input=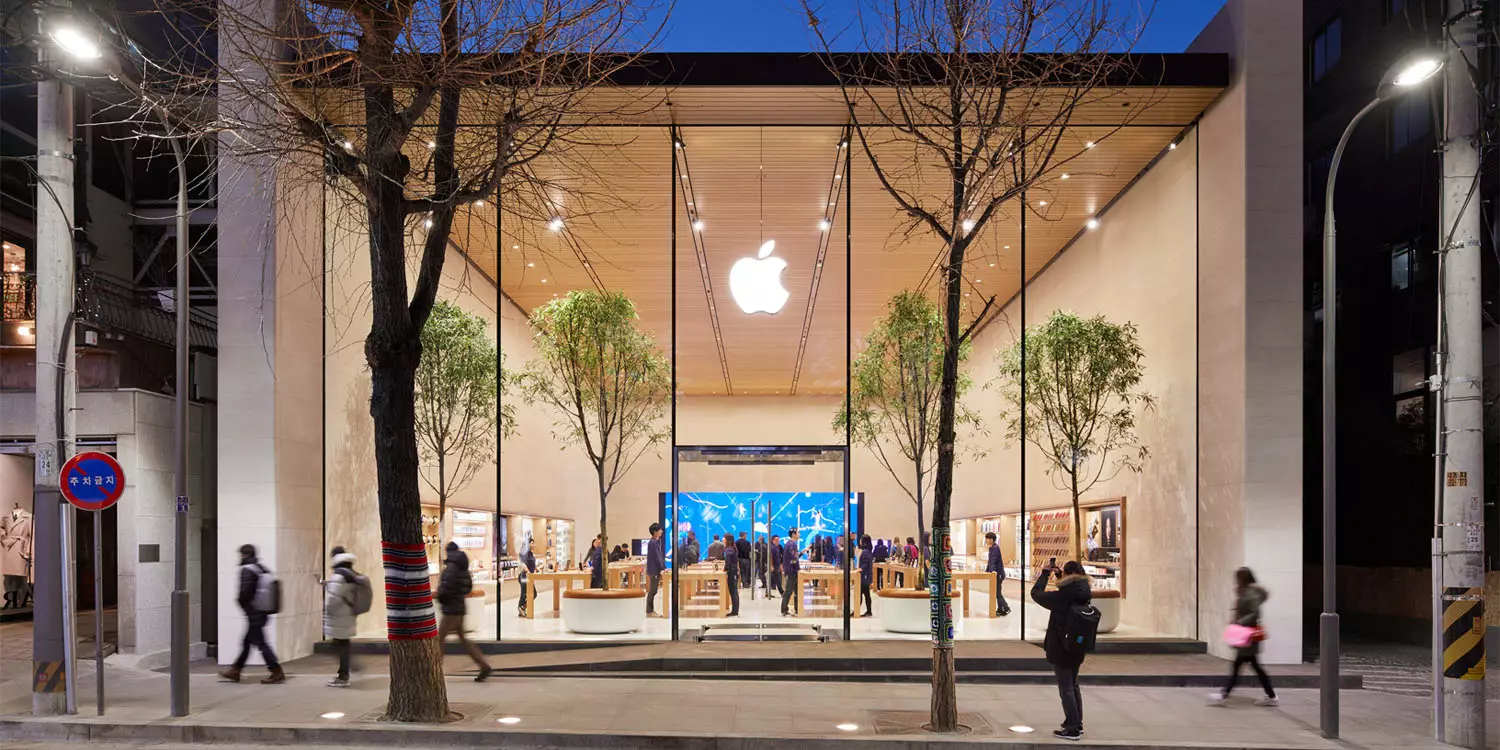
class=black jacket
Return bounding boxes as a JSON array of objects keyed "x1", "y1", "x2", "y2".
[
  {"x1": 735, "y1": 538, "x2": 752, "y2": 559},
  {"x1": 237, "y1": 556, "x2": 262, "y2": 614},
  {"x1": 1031, "y1": 571, "x2": 1093, "y2": 666},
  {"x1": 436, "y1": 549, "x2": 472, "y2": 616},
  {"x1": 588, "y1": 546, "x2": 604, "y2": 588}
]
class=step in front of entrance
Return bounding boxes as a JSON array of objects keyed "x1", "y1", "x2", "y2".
[{"x1": 697, "y1": 623, "x2": 826, "y2": 642}]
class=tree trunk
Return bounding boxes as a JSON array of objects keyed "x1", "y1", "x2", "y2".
[
  {"x1": 1070, "y1": 470, "x2": 1082, "y2": 564},
  {"x1": 598, "y1": 468, "x2": 610, "y2": 590},
  {"x1": 915, "y1": 468, "x2": 927, "y2": 589},
  {"x1": 928, "y1": 647, "x2": 958, "y2": 732},
  {"x1": 437, "y1": 452, "x2": 447, "y2": 550},
  {"x1": 928, "y1": 234, "x2": 966, "y2": 732}
]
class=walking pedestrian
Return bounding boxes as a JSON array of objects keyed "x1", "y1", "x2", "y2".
[
  {"x1": 1208, "y1": 567, "x2": 1277, "y2": 706},
  {"x1": 780, "y1": 528, "x2": 801, "y2": 616},
  {"x1": 518, "y1": 537, "x2": 537, "y2": 617},
  {"x1": 323, "y1": 546, "x2": 370, "y2": 687},
  {"x1": 858, "y1": 534, "x2": 874, "y2": 617},
  {"x1": 219, "y1": 544, "x2": 284, "y2": 684},
  {"x1": 437, "y1": 542, "x2": 492, "y2": 681},
  {"x1": 721, "y1": 533, "x2": 741, "y2": 616},
  {"x1": 1032, "y1": 560, "x2": 1093, "y2": 741},
  {"x1": 735, "y1": 532, "x2": 752, "y2": 589},
  {"x1": 769, "y1": 534, "x2": 783, "y2": 595},
  {"x1": 985, "y1": 531, "x2": 1011, "y2": 616},
  {"x1": 646, "y1": 522, "x2": 666, "y2": 617}
]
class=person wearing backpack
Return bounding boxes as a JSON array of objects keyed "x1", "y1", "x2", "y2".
[
  {"x1": 437, "y1": 542, "x2": 492, "y2": 681},
  {"x1": 323, "y1": 546, "x2": 370, "y2": 687},
  {"x1": 1207, "y1": 567, "x2": 1277, "y2": 707},
  {"x1": 219, "y1": 543, "x2": 284, "y2": 684},
  {"x1": 1031, "y1": 560, "x2": 1095, "y2": 741}
]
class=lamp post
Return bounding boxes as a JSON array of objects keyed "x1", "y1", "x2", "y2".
[
  {"x1": 1320, "y1": 51, "x2": 1442, "y2": 741},
  {"x1": 50, "y1": 16, "x2": 193, "y2": 718}
]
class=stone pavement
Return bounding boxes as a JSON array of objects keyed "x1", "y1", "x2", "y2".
[{"x1": 0, "y1": 659, "x2": 1495, "y2": 749}]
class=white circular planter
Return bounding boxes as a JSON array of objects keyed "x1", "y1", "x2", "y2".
[
  {"x1": 1093, "y1": 590, "x2": 1121, "y2": 634},
  {"x1": 878, "y1": 588, "x2": 958, "y2": 634},
  {"x1": 562, "y1": 589, "x2": 647, "y2": 634}
]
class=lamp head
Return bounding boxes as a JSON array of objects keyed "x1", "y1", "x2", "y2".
[
  {"x1": 49, "y1": 23, "x2": 103, "y2": 60},
  {"x1": 1378, "y1": 52, "x2": 1443, "y2": 99}
]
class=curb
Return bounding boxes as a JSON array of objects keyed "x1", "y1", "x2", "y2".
[{"x1": 0, "y1": 718, "x2": 1334, "y2": 749}]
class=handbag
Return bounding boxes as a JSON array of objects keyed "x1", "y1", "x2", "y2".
[
  {"x1": 1223, "y1": 624, "x2": 1257, "y2": 648},
  {"x1": 1251, "y1": 625, "x2": 1268, "y2": 642}
]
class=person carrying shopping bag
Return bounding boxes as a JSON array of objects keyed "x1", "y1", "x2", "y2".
[{"x1": 1208, "y1": 567, "x2": 1277, "y2": 706}]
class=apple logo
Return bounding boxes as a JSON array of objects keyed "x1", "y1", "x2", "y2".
[{"x1": 729, "y1": 240, "x2": 789, "y2": 315}]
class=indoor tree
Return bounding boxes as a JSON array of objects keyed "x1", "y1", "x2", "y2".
[
  {"x1": 186, "y1": 0, "x2": 661, "y2": 721},
  {"x1": 415, "y1": 300, "x2": 499, "y2": 548},
  {"x1": 996, "y1": 311, "x2": 1153, "y2": 562},
  {"x1": 802, "y1": 0, "x2": 1141, "y2": 731},
  {"x1": 835, "y1": 291, "x2": 982, "y2": 587},
  {"x1": 523, "y1": 290, "x2": 670, "y2": 590}
]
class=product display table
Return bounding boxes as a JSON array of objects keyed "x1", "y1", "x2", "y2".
[
  {"x1": 674, "y1": 566, "x2": 728, "y2": 617},
  {"x1": 951, "y1": 570, "x2": 999, "y2": 617},
  {"x1": 612, "y1": 560, "x2": 646, "y2": 590},
  {"x1": 796, "y1": 565, "x2": 854, "y2": 616},
  {"x1": 525, "y1": 570, "x2": 593, "y2": 618},
  {"x1": 875, "y1": 562, "x2": 922, "y2": 591}
]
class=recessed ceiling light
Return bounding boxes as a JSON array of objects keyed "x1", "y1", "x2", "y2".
[
  {"x1": 473, "y1": 199, "x2": 485, "y2": 207},
  {"x1": 320, "y1": 712, "x2": 345, "y2": 720},
  {"x1": 1169, "y1": 142, "x2": 1178, "y2": 150},
  {"x1": 1087, "y1": 218, "x2": 1100, "y2": 230},
  {"x1": 1003, "y1": 245, "x2": 1011, "y2": 249},
  {"x1": 526, "y1": 262, "x2": 534, "y2": 268},
  {"x1": 540, "y1": 278, "x2": 548, "y2": 283},
  {"x1": 1084, "y1": 141, "x2": 1096, "y2": 149},
  {"x1": 988, "y1": 262, "x2": 996, "y2": 268},
  {"x1": 341, "y1": 141, "x2": 353, "y2": 151},
  {"x1": 961, "y1": 219, "x2": 975, "y2": 233},
  {"x1": 1061, "y1": 173, "x2": 1070, "y2": 180},
  {"x1": 512, "y1": 244, "x2": 520, "y2": 250},
  {"x1": 836, "y1": 723, "x2": 858, "y2": 732},
  {"x1": 548, "y1": 217, "x2": 564, "y2": 232},
  {"x1": 693, "y1": 220, "x2": 705, "y2": 231},
  {"x1": 819, "y1": 219, "x2": 831, "y2": 231},
  {"x1": 423, "y1": 218, "x2": 433, "y2": 229},
  {"x1": 497, "y1": 716, "x2": 522, "y2": 725},
  {"x1": 1038, "y1": 201, "x2": 1048, "y2": 206},
  {"x1": 426, "y1": 141, "x2": 436, "y2": 149}
]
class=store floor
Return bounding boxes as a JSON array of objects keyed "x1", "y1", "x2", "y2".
[{"x1": 485, "y1": 578, "x2": 1169, "y2": 642}]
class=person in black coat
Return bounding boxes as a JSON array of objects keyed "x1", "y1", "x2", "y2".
[
  {"x1": 872, "y1": 539, "x2": 889, "y2": 588},
  {"x1": 518, "y1": 538, "x2": 537, "y2": 617},
  {"x1": 587, "y1": 536, "x2": 605, "y2": 589},
  {"x1": 768, "y1": 534, "x2": 783, "y2": 595},
  {"x1": 646, "y1": 523, "x2": 666, "y2": 617},
  {"x1": 754, "y1": 538, "x2": 768, "y2": 589},
  {"x1": 985, "y1": 531, "x2": 1011, "y2": 616},
  {"x1": 735, "y1": 532, "x2": 753, "y2": 590},
  {"x1": 721, "y1": 533, "x2": 740, "y2": 616},
  {"x1": 219, "y1": 544, "x2": 283, "y2": 684},
  {"x1": 857, "y1": 534, "x2": 874, "y2": 617},
  {"x1": 780, "y1": 529, "x2": 801, "y2": 616},
  {"x1": 437, "y1": 543, "x2": 492, "y2": 681},
  {"x1": 1031, "y1": 560, "x2": 1093, "y2": 740}
]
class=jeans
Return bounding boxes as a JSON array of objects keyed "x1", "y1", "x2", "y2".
[
  {"x1": 770, "y1": 567, "x2": 782, "y2": 595},
  {"x1": 1054, "y1": 663, "x2": 1083, "y2": 733},
  {"x1": 439, "y1": 613, "x2": 488, "y2": 669},
  {"x1": 518, "y1": 575, "x2": 535, "y2": 615},
  {"x1": 647, "y1": 573, "x2": 661, "y2": 614},
  {"x1": 1224, "y1": 652, "x2": 1275, "y2": 697},
  {"x1": 333, "y1": 637, "x2": 351, "y2": 679},
  {"x1": 781, "y1": 570, "x2": 798, "y2": 614},
  {"x1": 740, "y1": 558, "x2": 752, "y2": 588},
  {"x1": 233, "y1": 613, "x2": 280, "y2": 671},
  {"x1": 860, "y1": 581, "x2": 873, "y2": 614},
  {"x1": 726, "y1": 573, "x2": 740, "y2": 614},
  {"x1": 994, "y1": 572, "x2": 1010, "y2": 614}
]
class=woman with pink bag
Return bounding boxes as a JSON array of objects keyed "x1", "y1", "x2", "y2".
[{"x1": 1208, "y1": 567, "x2": 1277, "y2": 706}]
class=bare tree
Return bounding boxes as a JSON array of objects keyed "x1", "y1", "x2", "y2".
[
  {"x1": 177, "y1": 0, "x2": 667, "y2": 722},
  {"x1": 803, "y1": 0, "x2": 1142, "y2": 732}
]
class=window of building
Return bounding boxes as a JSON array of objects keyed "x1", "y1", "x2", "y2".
[
  {"x1": 1392, "y1": 243, "x2": 1413, "y2": 290},
  {"x1": 1389, "y1": 93, "x2": 1431, "y2": 153},
  {"x1": 1309, "y1": 16, "x2": 1342, "y2": 84}
]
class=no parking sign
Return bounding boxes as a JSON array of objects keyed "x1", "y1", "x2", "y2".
[{"x1": 58, "y1": 451, "x2": 126, "y2": 512}]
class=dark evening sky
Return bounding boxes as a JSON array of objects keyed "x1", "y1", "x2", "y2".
[{"x1": 647, "y1": 1, "x2": 1229, "y2": 53}]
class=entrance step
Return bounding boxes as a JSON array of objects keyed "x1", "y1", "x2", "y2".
[
  {"x1": 697, "y1": 623, "x2": 825, "y2": 642},
  {"x1": 483, "y1": 669, "x2": 1363, "y2": 689}
]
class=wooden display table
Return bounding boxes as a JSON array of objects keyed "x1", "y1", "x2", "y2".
[
  {"x1": 951, "y1": 570, "x2": 999, "y2": 617},
  {"x1": 613, "y1": 559, "x2": 646, "y2": 589},
  {"x1": 674, "y1": 567, "x2": 728, "y2": 617},
  {"x1": 796, "y1": 566, "x2": 855, "y2": 616},
  {"x1": 524, "y1": 570, "x2": 592, "y2": 618},
  {"x1": 875, "y1": 562, "x2": 922, "y2": 591}
]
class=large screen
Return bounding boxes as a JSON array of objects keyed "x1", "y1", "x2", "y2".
[{"x1": 659, "y1": 491, "x2": 862, "y2": 565}]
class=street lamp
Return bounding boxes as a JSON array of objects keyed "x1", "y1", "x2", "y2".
[
  {"x1": 1319, "y1": 50, "x2": 1442, "y2": 741},
  {"x1": 53, "y1": 16, "x2": 194, "y2": 718}
]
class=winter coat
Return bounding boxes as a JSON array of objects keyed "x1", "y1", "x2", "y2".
[
  {"x1": 723, "y1": 543, "x2": 739, "y2": 585},
  {"x1": 0, "y1": 511, "x2": 33, "y2": 578},
  {"x1": 237, "y1": 556, "x2": 265, "y2": 617},
  {"x1": 1031, "y1": 570, "x2": 1093, "y2": 667},
  {"x1": 436, "y1": 549, "x2": 472, "y2": 616},
  {"x1": 588, "y1": 546, "x2": 604, "y2": 589},
  {"x1": 872, "y1": 542, "x2": 889, "y2": 563},
  {"x1": 858, "y1": 547, "x2": 873, "y2": 585},
  {"x1": 323, "y1": 553, "x2": 361, "y2": 639},
  {"x1": 1232, "y1": 584, "x2": 1269, "y2": 655}
]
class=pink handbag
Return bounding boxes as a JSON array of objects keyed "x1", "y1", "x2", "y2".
[{"x1": 1223, "y1": 624, "x2": 1258, "y2": 648}]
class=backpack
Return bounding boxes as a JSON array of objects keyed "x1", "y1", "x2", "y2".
[
  {"x1": 343, "y1": 570, "x2": 373, "y2": 616},
  {"x1": 1062, "y1": 602, "x2": 1101, "y2": 656},
  {"x1": 249, "y1": 564, "x2": 281, "y2": 615}
]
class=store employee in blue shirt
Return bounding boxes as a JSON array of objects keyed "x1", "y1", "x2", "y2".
[
  {"x1": 780, "y1": 528, "x2": 801, "y2": 616},
  {"x1": 646, "y1": 523, "x2": 665, "y2": 617},
  {"x1": 985, "y1": 531, "x2": 1011, "y2": 616}
]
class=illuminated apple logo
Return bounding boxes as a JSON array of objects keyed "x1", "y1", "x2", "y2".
[{"x1": 729, "y1": 240, "x2": 789, "y2": 315}]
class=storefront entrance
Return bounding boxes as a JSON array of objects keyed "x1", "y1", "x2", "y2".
[{"x1": 668, "y1": 446, "x2": 859, "y2": 641}]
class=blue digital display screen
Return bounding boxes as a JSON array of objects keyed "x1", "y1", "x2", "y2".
[{"x1": 659, "y1": 492, "x2": 862, "y2": 566}]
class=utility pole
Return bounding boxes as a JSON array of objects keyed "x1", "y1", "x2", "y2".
[
  {"x1": 1437, "y1": 2, "x2": 1488, "y2": 747},
  {"x1": 31, "y1": 22, "x2": 79, "y2": 717}
]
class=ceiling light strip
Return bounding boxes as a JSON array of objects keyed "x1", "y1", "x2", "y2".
[
  {"x1": 672, "y1": 127, "x2": 733, "y2": 396},
  {"x1": 789, "y1": 127, "x2": 850, "y2": 396}
]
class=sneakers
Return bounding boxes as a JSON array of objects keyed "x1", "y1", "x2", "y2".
[
  {"x1": 997, "y1": 607, "x2": 1011, "y2": 617},
  {"x1": 1256, "y1": 696, "x2": 1279, "y2": 707},
  {"x1": 1206, "y1": 692, "x2": 1227, "y2": 705},
  {"x1": 476, "y1": 664, "x2": 493, "y2": 682},
  {"x1": 1052, "y1": 729, "x2": 1082, "y2": 741},
  {"x1": 327, "y1": 676, "x2": 350, "y2": 688}
]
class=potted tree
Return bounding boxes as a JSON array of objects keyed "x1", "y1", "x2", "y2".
[
  {"x1": 996, "y1": 311, "x2": 1153, "y2": 632},
  {"x1": 836, "y1": 291, "x2": 983, "y2": 622},
  {"x1": 523, "y1": 290, "x2": 669, "y2": 634}
]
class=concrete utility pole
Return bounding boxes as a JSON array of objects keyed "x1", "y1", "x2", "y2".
[
  {"x1": 1436, "y1": 2, "x2": 1488, "y2": 747},
  {"x1": 31, "y1": 38, "x2": 79, "y2": 717}
]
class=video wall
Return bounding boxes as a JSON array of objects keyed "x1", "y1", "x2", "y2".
[{"x1": 660, "y1": 491, "x2": 864, "y2": 563}]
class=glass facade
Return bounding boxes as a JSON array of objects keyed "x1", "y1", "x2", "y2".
[{"x1": 322, "y1": 113, "x2": 1202, "y2": 646}]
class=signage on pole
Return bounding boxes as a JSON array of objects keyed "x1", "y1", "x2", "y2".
[{"x1": 58, "y1": 451, "x2": 125, "y2": 512}]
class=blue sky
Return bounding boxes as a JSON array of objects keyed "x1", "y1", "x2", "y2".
[{"x1": 649, "y1": 1, "x2": 1228, "y2": 53}]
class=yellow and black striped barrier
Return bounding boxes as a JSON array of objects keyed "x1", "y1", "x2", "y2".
[
  {"x1": 1442, "y1": 586, "x2": 1486, "y2": 681},
  {"x1": 32, "y1": 661, "x2": 66, "y2": 694}
]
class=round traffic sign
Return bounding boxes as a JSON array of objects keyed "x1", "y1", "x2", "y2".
[{"x1": 59, "y1": 451, "x2": 125, "y2": 511}]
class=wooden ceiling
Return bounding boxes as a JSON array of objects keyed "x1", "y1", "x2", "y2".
[{"x1": 460, "y1": 84, "x2": 1221, "y2": 396}]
